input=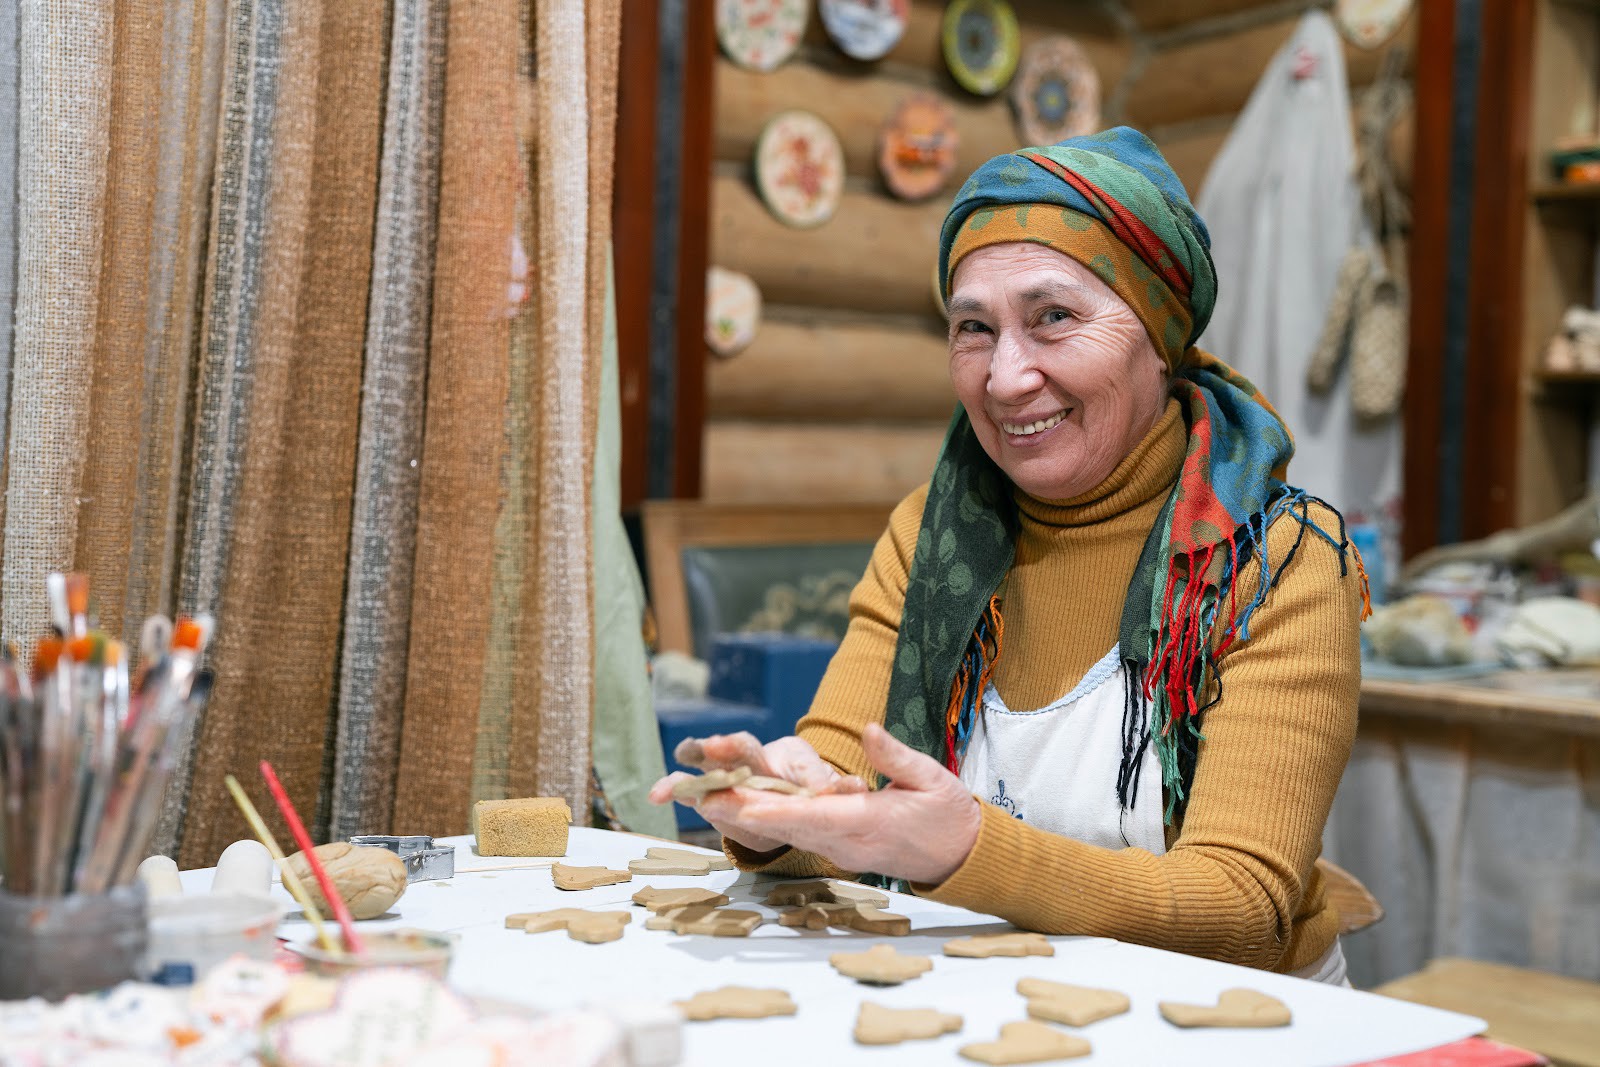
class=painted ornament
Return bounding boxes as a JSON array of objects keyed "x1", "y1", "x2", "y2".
[
  {"x1": 819, "y1": 0, "x2": 910, "y2": 62},
  {"x1": 942, "y1": 0, "x2": 1020, "y2": 97},
  {"x1": 705, "y1": 267, "x2": 762, "y2": 357},
  {"x1": 1334, "y1": 0, "x2": 1412, "y2": 49},
  {"x1": 754, "y1": 110, "x2": 845, "y2": 228},
  {"x1": 1011, "y1": 35, "x2": 1101, "y2": 146},
  {"x1": 717, "y1": 0, "x2": 808, "y2": 73},
  {"x1": 878, "y1": 93, "x2": 959, "y2": 202}
]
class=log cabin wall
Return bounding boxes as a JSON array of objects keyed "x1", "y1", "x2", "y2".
[{"x1": 702, "y1": 0, "x2": 1414, "y2": 507}]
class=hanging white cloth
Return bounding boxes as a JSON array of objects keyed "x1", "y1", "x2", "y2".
[{"x1": 1195, "y1": 10, "x2": 1400, "y2": 520}]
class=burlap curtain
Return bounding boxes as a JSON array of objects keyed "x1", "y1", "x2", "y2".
[{"x1": 0, "y1": 0, "x2": 642, "y2": 866}]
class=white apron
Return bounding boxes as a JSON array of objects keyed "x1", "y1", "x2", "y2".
[{"x1": 957, "y1": 644, "x2": 1349, "y2": 985}]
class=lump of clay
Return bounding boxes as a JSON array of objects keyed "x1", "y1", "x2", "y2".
[
  {"x1": 1017, "y1": 978, "x2": 1129, "y2": 1027},
  {"x1": 473, "y1": 797, "x2": 570, "y2": 856},
  {"x1": 1158, "y1": 988, "x2": 1290, "y2": 1029},
  {"x1": 855, "y1": 1002, "x2": 962, "y2": 1046},
  {"x1": 830, "y1": 944, "x2": 932, "y2": 985},
  {"x1": 943, "y1": 932, "x2": 1054, "y2": 958},
  {"x1": 959, "y1": 1021, "x2": 1090, "y2": 1064},
  {"x1": 284, "y1": 843, "x2": 407, "y2": 920},
  {"x1": 674, "y1": 986, "x2": 795, "y2": 1021}
]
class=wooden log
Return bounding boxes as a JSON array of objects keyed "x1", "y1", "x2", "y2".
[
  {"x1": 1124, "y1": 9, "x2": 1416, "y2": 129},
  {"x1": 702, "y1": 420, "x2": 947, "y2": 504},
  {"x1": 708, "y1": 315, "x2": 954, "y2": 421},
  {"x1": 716, "y1": 59, "x2": 1020, "y2": 181},
  {"x1": 711, "y1": 172, "x2": 945, "y2": 317},
  {"x1": 1121, "y1": 0, "x2": 1292, "y2": 35}
]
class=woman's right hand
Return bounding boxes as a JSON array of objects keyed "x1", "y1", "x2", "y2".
[{"x1": 647, "y1": 732, "x2": 867, "y2": 854}]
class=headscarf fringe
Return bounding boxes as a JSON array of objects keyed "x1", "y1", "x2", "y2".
[{"x1": 944, "y1": 594, "x2": 1004, "y2": 772}]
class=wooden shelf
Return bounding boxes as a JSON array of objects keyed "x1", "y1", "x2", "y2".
[{"x1": 1537, "y1": 368, "x2": 1600, "y2": 385}]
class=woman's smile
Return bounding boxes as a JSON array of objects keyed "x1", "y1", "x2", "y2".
[{"x1": 998, "y1": 407, "x2": 1071, "y2": 446}]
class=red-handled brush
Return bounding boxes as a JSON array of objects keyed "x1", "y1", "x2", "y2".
[{"x1": 259, "y1": 760, "x2": 366, "y2": 955}]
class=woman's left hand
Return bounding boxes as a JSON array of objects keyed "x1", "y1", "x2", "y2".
[{"x1": 698, "y1": 722, "x2": 981, "y2": 886}]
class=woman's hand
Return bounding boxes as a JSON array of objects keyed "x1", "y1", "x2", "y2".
[
  {"x1": 647, "y1": 732, "x2": 868, "y2": 855},
  {"x1": 688, "y1": 724, "x2": 982, "y2": 886}
]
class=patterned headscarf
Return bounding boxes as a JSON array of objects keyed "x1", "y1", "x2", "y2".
[{"x1": 879, "y1": 129, "x2": 1368, "y2": 840}]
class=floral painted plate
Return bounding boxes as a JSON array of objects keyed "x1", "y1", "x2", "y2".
[
  {"x1": 879, "y1": 92, "x2": 960, "y2": 202},
  {"x1": 705, "y1": 267, "x2": 762, "y2": 357},
  {"x1": 942, "y1": 0, "x2": 1020, "y2": 97},
  {"x1": 717, "y1": 0, "x2": 808, "y2": 73},
  {"x1": 819, "y1": 0, "x2": 910, "y2": 61},
  {"x1": 1011, "y1": 35, "x2": 1101, "y2": 146},
  {"x1": 754, "y1": 110, "x2": 846, "y2": 228}
]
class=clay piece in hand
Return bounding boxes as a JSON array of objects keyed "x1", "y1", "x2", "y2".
[
  {"x1": 959, "y1": 1021, "x2": 1091, "y2": 1064},
  {"x1": 507, "y1": 908, "x2": 631, "y2": 943},
  {"x1": 943, "y1": 932, "x2": 1055, "y2": 959},
  {"x1": 743, "y1": 774, "x2": 811, "y2": 796},
  {"x1": 764, "y1": 879, "x2": 888, "y2": 908},
  {"x1": 1017, "y1": 978, "x2": 1129, "y2": 1027},
  {"x1": 645, "y1": 846, "x2": 733, "y2": 871},
  {"x1": 645, "y1": 904, "x2": 764, "y2": 936},
  {"x1": 1158, "y1": 988, "x2": 1291, "y2": 1029},
  {"x1": 551, "y1": 863, "x2": 632, "y2": 891},
  {"x1": 670, "y1": 766, "x2": 752, "y2": 801},
  {"x1": 675, "y1": 986, "x2": 796, "y2": 1021},
  {"x1": 632, "y1": 886, "x2": 731, "y2": 913},
  {"x1": 854, "y1": 1002, "x2": 963, "y2": 1046},
  {"x1": 830, "y1": 944, "x2": 933, "y2": 985},
  {"x1": 673, "y1": 737, "x2": 708, "y2": 769}
]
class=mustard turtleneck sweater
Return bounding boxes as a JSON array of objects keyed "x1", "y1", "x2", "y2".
[{"x1": 727, "y1": 398, "x2": 1364, "y2": 974}]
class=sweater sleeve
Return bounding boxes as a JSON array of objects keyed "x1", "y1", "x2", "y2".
[
  {"x1": 722, "y1": 485, "x2": 927, "y2": 877},
  {"x1": 922, "y1": 503, "x2": 1363, "y2": 972}
]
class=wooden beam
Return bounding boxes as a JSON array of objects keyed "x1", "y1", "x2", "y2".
[
  {"x1": 673, "y1": 0, "x2": 714, "y2": 498},
  {"x1": 1400, "y1": 0, "x2": 1454, "y2": 559},
  {"x1": 702, "y1": 420, "x2": 947, "y2": 504},
  {"x1": 612, "y1": 0, "x2": 659, "y2": 512},
  {"x1": 707, "y1": 313, "x2": 953, "y2": 421}
]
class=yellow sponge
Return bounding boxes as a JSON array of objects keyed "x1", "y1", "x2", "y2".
[{"x1": 473, "y1": 797, "x2": 571, "y2": 856}]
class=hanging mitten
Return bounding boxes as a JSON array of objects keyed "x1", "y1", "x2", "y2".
[
  {"x1": 1307, "y1": 245, "x2": 1375, "y2": 393},
  {"x1": 1349, "y1": 260, "x2": 1407, "y2": 421}
]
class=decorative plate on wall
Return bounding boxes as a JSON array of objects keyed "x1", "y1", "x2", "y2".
[
  {"x1": 819, "y1": 0, "x2": 910, "y2": 61},
  {"x1": 717, "y1": 0, "x2": 809, "y2": 73},
  {"x1": 1011, "y1": 35, "x2": 1101, "y2": 146},
  {"x1": 942, "y1": 0, "x2": 1020, "y2": 97},
  {"x1": 705, "y1": 267, "x2": 762, "y2": 357},
  {"x1": 878, "y1": 92, "x2": 960, "y2": 202},
  {"x1": 754, "y1": 110, "x2": 846, "y2": 228},
  {"x1": 1333, "y1": 0, "x2": 1412, "y2": 49}
]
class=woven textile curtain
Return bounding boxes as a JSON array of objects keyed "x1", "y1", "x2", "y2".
[{"x1": 0, "y1": 0, "x2": 649, "y2": 868}]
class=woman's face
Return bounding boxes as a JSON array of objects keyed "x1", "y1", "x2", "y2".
[{"x1": 947, "y1": 242, "x2": 1169, "y2": 501}]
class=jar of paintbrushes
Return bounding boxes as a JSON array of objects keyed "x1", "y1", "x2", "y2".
[{"x1": 0, "y1": 573, "x2": 214, "y2": 1001}]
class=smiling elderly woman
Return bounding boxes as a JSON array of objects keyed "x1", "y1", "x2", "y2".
[{"x1": 651, "y1": 128, "x2": 1369, "y2": 984}]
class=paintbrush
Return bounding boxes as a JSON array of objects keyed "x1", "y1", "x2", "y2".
[
  {"x1": 259, "y1": 760, "x2": 365, "y2": 955},
  {"x1": 223, "y1": 774, "x2": 338, "y2": 954}
]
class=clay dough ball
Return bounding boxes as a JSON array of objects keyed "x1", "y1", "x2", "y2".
[{"x1": 284, "y1": 842, "x2": 407, "y2": 920}]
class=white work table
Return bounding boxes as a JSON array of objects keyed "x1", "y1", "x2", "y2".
[{"x1": 179, "y1": 828, "x2": 1484, "y2": 1066}]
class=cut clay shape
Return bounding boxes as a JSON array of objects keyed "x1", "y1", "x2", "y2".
[
  {"x1": 959, "y1": 1021, "x2": 1092, "y2": 1064},
  {"x1": 507, "y1": 908, "x2": 631, "y2": 944},
  {"x1": 645, "y1": 904, "x2": 764, "y2": 936},
  {"x1": 764, "y1": 879, "x2": 888, "y2": 908},
  {"x1": 632, "y1": 886, "x2": 731, "y2": 913},
  {"x1": 629, "y1": 857, "x2": 714, "y2": 876},
  {"x1": 675, "y1": 986, "x2": 796, "y2": 1021},
  {"x1": 781, "y1": 901, "x2": 910, "y2": 935},
  {"x1": 645, "y1": 846, "x2": 733, "y2": 871},
  {"x1": 744, "y1": 774, "x2": 810, "y2": 795},
  {"x1": 671, "y1": 766, "x2": 752, "y2": 801},
  {"x1": 944, "y1": 932, "x2": 1055, "y2": 959},
  {"x1": 1017, "y1": 978, "x2": 1130, "y2": 1027},
  {"x1": 551, "y1": 863, "x2": 632, "y2": 891},
  {"x1": 830, "y1": 944, "x2": 933, "y2": 985},
  {"x1": 855, "y1": 1002, "x2": 963, "y2": 1046},
  {"x1": 1158, "y1": 988, "x2": 1291, "y2": 1029}
]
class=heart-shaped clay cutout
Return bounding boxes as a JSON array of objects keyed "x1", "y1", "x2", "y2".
[
  {"x1": 1158, "y1": 987, "x2": 1291, "y2": 1029},
  {"x1": 959, "y1": 1020, "x2": 1091, "y2": 1064}
]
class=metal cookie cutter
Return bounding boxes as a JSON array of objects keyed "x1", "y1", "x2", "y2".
[{"x1": 349, "y1": 835, "x2": 456, "y2": 881}]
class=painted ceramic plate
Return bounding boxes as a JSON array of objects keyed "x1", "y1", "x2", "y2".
[
  {"x1": 819, "y1": 0, "x2": 910, "y2": 61},
  {"x1": 942, "y1": 0, "x2": 1020, "y2": 97},
  {"x1": 878, "y1": 92, "x2": 960, "y2": 202},
  {"x1": 705, "y1": 267, "x2": 762, "y2": 357},
  {"x1": 754, "y1": 110, "x2": 845, "y2": 228},
  {"x1": 1334, "y1": 0, "x2": 1412, "y2": 49},
  {"x1": 1011, "y1": 35, "x2": 1101, "y2": 146},
  {"x1": 717, "y1": 0, "x2": 808, "y2": 73}
]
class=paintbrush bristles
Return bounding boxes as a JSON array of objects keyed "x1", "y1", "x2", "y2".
[{"x1": 0, "y1": 572, "x2": 214, "y2": 899}]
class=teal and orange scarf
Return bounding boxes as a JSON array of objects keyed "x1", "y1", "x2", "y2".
[{"x1": 884, "y1": 129, "x2": 1370, "y2": 823}]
